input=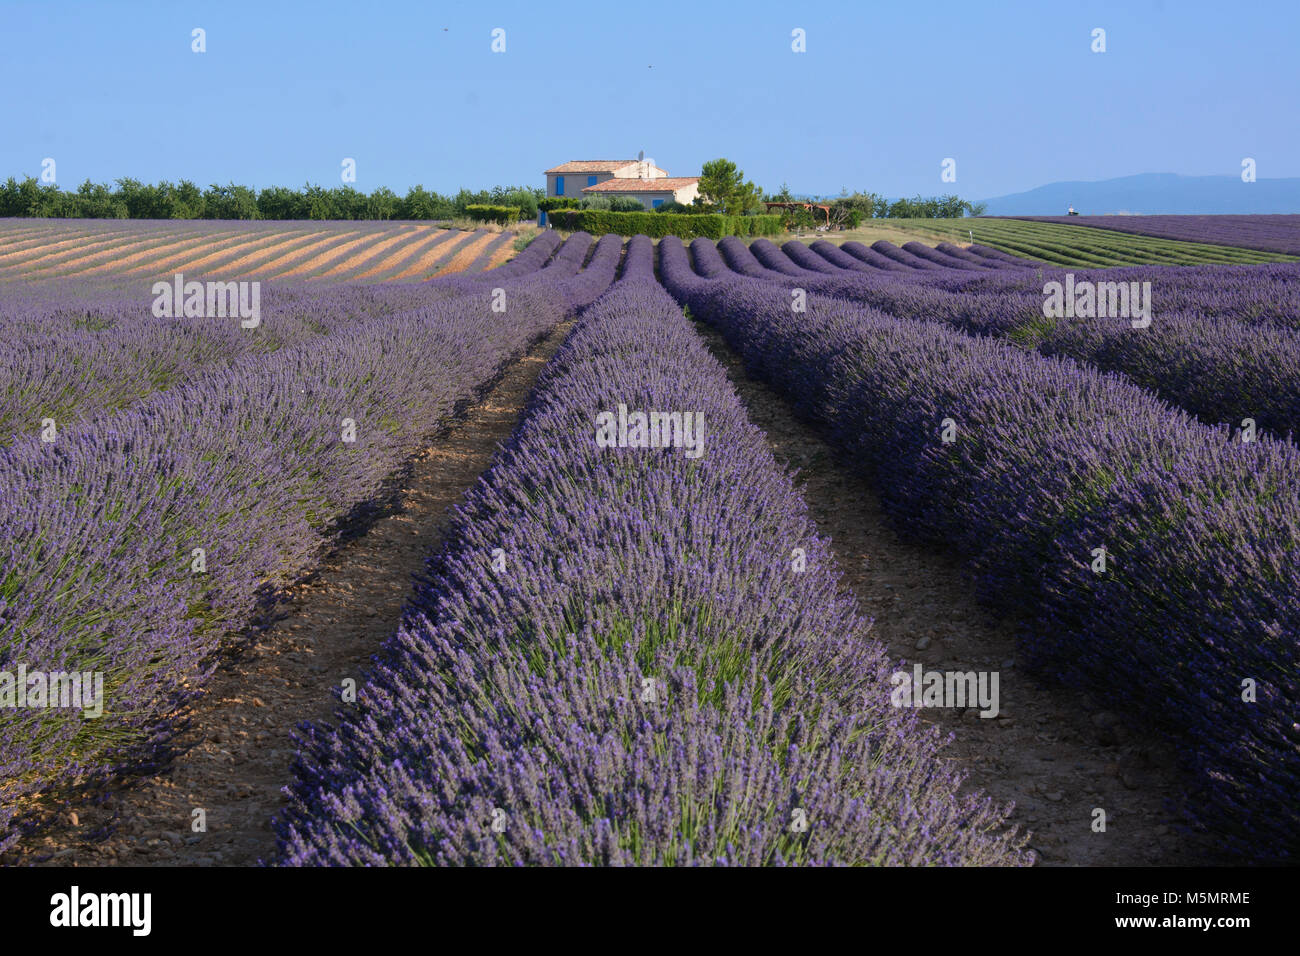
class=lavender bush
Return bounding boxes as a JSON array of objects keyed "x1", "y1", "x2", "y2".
[
  {"x1": 658, "y1": 236, "x2": 1300, "y2": 861},
  {"x1": 275, "y1": 268, "x2": 1029, "y2": 866},
  {"x1": 0, "y1": 247, "x2": 614, "y2": 851}
]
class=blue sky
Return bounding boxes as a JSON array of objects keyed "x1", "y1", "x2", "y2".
[{"x1": 3, "y1": 0, "x2": 1296, "y2": 199}]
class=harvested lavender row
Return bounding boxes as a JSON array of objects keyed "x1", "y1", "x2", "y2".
[
  {"x1": 275, "y1": 271, "x2": 1029, "y2": 866},
  {"x1": 0, "y1": 260, "x2": 604, "y2": 852},
  {"x1": 658, "y1": 236, "x2": 1300, "y2": 861}
]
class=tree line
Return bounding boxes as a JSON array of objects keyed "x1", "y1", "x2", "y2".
[
  {"x1": 0, "y1": 177, "x2": 543, "y2": 220},
  {"x1": 692, "y1": 159, "x2": 986, "y2": 227}
]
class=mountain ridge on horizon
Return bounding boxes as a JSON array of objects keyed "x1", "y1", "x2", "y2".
[{"x1": 976, "y1": 172, "x2": 1300, "y2": 216}]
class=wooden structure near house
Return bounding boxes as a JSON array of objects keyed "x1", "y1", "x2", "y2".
[{"x1": 764, "y1": 201, "x2": 832, "y2": 227}]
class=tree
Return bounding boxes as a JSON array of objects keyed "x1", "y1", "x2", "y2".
[
  {"x1": 366, "y1": 186, "x2": 399, "y2": 220},
  {"x1": 697, "y1": 158, "x2": 763, "y2": 215}
]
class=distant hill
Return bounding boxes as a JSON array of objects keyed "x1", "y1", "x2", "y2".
[{"x1": 979, "y1": 173, "x2": 1300, "y2": 216}]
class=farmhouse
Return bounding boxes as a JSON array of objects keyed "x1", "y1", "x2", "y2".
[{"x1": 543, "y1": 159, "x2": 700, "y2": 211}]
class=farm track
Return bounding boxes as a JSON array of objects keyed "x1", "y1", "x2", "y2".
[
  {"x1": 692, "y1": 318, "x2": 1229, "y2": 867},
  {"x1": 4, "y1": 320, "x2": 573, "y2": 868}
]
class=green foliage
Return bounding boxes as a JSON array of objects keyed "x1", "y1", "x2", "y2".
[
  {"x1": 399, "y1": 184, "x2": 455, "y2": 220},
  {"x1": 465, "y1": 204, "x2": 524, "y2": 225},
  {"x1": 780, "y1": 205, "x2": 820, "y2": 231},
  {"x1": 697, "y1": 158, "x2": 764, "y2": 215},
  {"x1": 0, "y1": 176, "x2": 539, "y2": 221},
  {"x1": 886, "y1": 194, "x2": 973, "y2": 218},
  {"x1": 607, "y1": 196, "x2": 646, "y2": 212},
  {"x1": 547, "y1": 209, "x2": 782, "y2": 239},
  {"x1": 577, "y1": 194, "x2": 646, "y2": 212},
  {"x1": 539, "y1": 196, "x2": 580, "y2": 213},
  {"x1": 452, "y1": 184, "x2": 542, "y2": 218},
  {"x1": 257, "y1": 185, "x2": 311, "y2": 220},
  {"x1": 500, "y1": 188, "x2": 539, "y2": 219},
  {"x1": 652, "y1": 200, "x2": 696, "y2": 214},
  {"x1": 202, "y1": 182, "x2": 259, "y2": 220}
]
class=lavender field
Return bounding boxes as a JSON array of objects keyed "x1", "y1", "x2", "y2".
[{"x1": 2, "y1": 220, "x2": 1298, "y2": 870}]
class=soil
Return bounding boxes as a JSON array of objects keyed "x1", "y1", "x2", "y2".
[
  {"x1": 3, "y1": 291, "x2": 1237, "y2": 868},
  {"x1": 3, "y1": 322, "x2": 572, "y2": 867},
  {"x1": 692, "y1": 319, "x2": 1231, "y2": 867},
  {"x1": 388, "y1": 231, "x2": 476, "y2": 281}
]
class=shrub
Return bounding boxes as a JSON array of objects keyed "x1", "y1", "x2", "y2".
[
  {"x1": 465, "y1": 204, "x2": 524, "y2": 225},
  {"x1": 539, "y1": 196, "x2": 580, "y2": 213},
  {"x1": 547, "y1": 209, "x2": 782, "y2": 239}
]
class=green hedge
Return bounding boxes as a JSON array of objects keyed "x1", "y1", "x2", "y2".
[
  {"x1": 546, "y1": 210, "x2": 783, "y2": 239},
  {"x1": 465, "y1": 204, "x2": 523, "y2": 225},
  {"x1": 538, "y1": 196, "x2": 581, "y2": 213}
]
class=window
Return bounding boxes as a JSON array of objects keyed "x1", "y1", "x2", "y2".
[
  {"x1": 587, "y1": 175, "x2": 597, "y2": 186},
  {"x1": 555, "y1": 176, "x2": 565, "y2": 196},
  {"x1": 652, "y1": 199, "x2": 664, "y2": 208}
]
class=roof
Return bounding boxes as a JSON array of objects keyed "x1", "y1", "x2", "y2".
[
  {"x1": 545, "y1": 160, "x2": 639, "y2": 174},
  {"x1": 582, "y1": 177, "x2": 700, "y2": 193}
]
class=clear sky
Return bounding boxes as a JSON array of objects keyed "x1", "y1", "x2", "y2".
[{"x1": 3, "y1": 0, "x2": 1296, "y2": 200}]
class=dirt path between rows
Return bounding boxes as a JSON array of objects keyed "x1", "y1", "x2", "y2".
[
  {"x1": 694, "y1": 321, "x2": 1229, "y2": 867},
  {"x1": 6, "y1": 322, "x2": 572, "y2": 868}
]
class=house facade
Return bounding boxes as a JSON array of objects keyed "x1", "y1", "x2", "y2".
[
  {"x1": 544, "y1": 160, "x2": 668, "y2": 199},
  {"x1": 542, "y1": 160, "x2": 700, "y2": 217},
  {"x1": 580, "y1": 176, "x2": 700, "y2": 210}
]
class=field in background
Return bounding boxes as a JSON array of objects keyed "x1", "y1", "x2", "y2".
[
  {"x1": 0, "y1": 219, "x2": 523, "y2": 283},
  {"x1": 783, "y1": 216, "x2": 1297, "y2": 267},
  {"x1": 1007, "y1": 214, "x2": 1300, "y2": 257}
]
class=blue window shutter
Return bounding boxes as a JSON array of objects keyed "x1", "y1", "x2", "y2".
[
  {"x1": 652, "y1": 199, "x2": 664, "y2": 208},
  {"x1": 588, "y1": 175, "x2": 597, "y2": 186},
  {"x1": 556, "y1": 176, "x2": 564, "y2": 196}
]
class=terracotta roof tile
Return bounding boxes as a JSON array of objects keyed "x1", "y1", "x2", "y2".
[
  {"x1": 582, "y1": 177, "x2": 700, "y2": 193},
  {"x1": 544, "y1": 160, "x2": 639, "y2": 174}
]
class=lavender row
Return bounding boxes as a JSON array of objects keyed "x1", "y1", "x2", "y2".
[
  {"x1": 1015, "y1": 215, "x2": 1300, "y2": 257},
  {"x1": 0, "y1": 282, "x2": 460, "y2": 445},
  {"x1": 0, "y1": 235, "x2": 572, "y2": 445},
  {"x1": 704, "y1": 239, "x2": 1300, "y2": 438},
  {"x1": 275, "y1": 269, "x2": 1028, "y2": 866},
  {"x1": 658, "y1": 237, "x2": 1300, "y2": 861},
  {"x1": 0, "y1": 256, "x2": 610, "y2": 852}
]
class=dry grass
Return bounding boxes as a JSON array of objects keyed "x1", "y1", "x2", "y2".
[{"x1": 779, "y1": 220, "x2": 964, "y2": 248}]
